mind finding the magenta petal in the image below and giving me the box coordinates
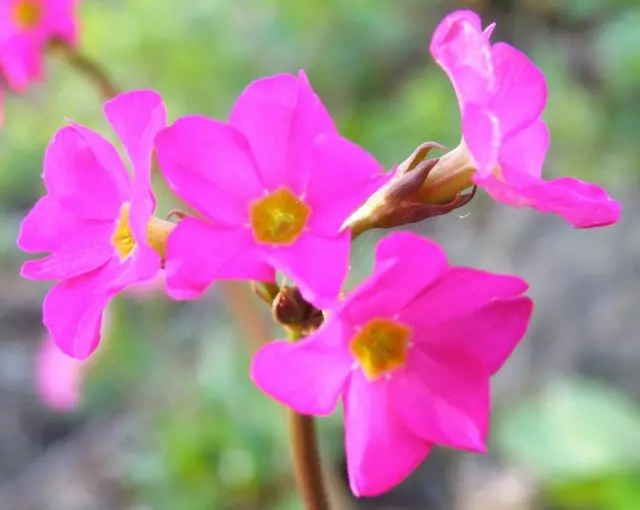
[265,230,350,309]
[17,196,74,253]
[251,317,352,415]
[109,245,160,293]
[524,176,622,228]
[489,43,547,138]
[398,267,528,330]
[391,345,489,452]
[43,127,126,220]
[229,73,336,193]
[341,232,447,325]
[21,220,115,281]
[155,116,263,225]
[104,90,166,248]
[344,371,430,497]
[500,119,550,181]
[425,297,533,374]
[43,263,119,359]
[430,10,493,108]
[165,217,273,300]
[0,36,42,91]
[462,103,500,176]
[305,133,390,235]
[68,121,131,197]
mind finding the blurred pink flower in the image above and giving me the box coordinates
[0,0,79,91]
[251,231,533,496]
[431,10,621,228]
[155,71,389,308]
[36,334,83,411]
[18,90,166,359]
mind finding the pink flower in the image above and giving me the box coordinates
[36,335,83,411]
[430,10,621,228]
[0,0,78,92]
[17,90,167,359]
[251,231,533,496]
[155,71,389,307]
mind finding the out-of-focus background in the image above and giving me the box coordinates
[1,0,639,508]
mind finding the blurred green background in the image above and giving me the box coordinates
[0,0,638,509]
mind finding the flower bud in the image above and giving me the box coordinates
[272,286,324,336]
[344,142,476,237]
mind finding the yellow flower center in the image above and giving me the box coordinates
[112,204,175,261]
[350,318,411,380]
[249,187,310,245]
[12,0,42,30]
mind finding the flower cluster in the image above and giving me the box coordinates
[0,0,78,123]
[17,9,621,498]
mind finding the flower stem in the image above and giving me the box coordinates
[287,410,331,510]
[48,39,119,100]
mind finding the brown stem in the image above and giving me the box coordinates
[288,410,331,510]
[221,281,272,351]
[48,39,119,100]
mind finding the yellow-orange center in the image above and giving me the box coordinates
[112,204,174,261]
[249,187,310,245]
[12,0,42,30]
[350,318,411,380]
[112,205,136,260]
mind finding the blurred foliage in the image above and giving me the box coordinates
[495,378,640,510]
[2,0,639,508]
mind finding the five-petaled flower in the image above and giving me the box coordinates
[428,10,621,228]
[17,90,170,359]
[155,71,390,308]
[251,231,533,496]
[0,0,78,104]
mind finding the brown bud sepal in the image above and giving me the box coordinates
[272,286,324,337]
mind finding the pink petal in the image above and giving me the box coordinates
[68,121,131,196]
[43,261,121,359]
[265,230,350,309]
[21,220,115,281]
[340,232,447,325]
[422,297,533,374]
[43,0,78,45]
[304,133,390,235]
[462,103,500,176]
[103,90,166,288]
[524,176,622,228]
[104,90,165,245]
[0,36,42,91]
[489,43,547,139]
[155,116,263,226]
[229,72,336,193]
[430,10,493,108]
[36,336,83,412]
[17,196,75,253]
[344,371,430,497]
[391,345,489,452]
[109,244,160,293]
[398,267,528,330]
[250,317,353,415]
[500,118,550,181]
[165,217,274,300]
[43,126,127,220]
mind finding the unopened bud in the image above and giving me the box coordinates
[417,142,476,204]
[344,141,476,238]
[272,286,324,337]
